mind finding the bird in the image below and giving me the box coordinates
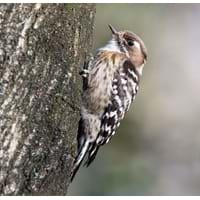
[71,24,147,181]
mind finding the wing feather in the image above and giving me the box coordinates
[85,60,140,165]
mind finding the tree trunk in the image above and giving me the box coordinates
[0,4,95,195]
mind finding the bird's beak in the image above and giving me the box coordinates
[108,24,118,36]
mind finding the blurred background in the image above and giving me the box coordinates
[69,4,200,195]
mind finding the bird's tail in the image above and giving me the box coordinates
[84,143,100,167]
[71,139,90,182]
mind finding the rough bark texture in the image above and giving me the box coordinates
[0,4,95,195]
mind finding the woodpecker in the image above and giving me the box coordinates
[71,25,147,181]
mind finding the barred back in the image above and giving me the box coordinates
[85,60,140,165]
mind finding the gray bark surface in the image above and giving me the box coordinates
[0,4,95,195]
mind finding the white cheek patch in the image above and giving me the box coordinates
[134,41,141,50]
[137,64,144,76]
[99,39,121,53]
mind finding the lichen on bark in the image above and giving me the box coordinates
[0,3,95,195]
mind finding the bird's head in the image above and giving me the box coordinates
[108,24,147,74]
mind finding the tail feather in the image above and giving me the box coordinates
[77,118,85,151]
[84,144,100,167]
[71,140,90,182]
[71,117,101,181]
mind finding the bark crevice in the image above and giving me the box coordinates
[0,3,95,195]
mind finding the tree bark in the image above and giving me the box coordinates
[0,4,95,195]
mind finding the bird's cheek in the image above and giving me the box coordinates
[133,41,141,50]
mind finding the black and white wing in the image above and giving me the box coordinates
[85,60,140,166]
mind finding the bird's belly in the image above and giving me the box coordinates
[91,80,112,114]
[83,78,113,115]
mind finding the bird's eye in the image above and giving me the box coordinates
[127,40,134,47]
